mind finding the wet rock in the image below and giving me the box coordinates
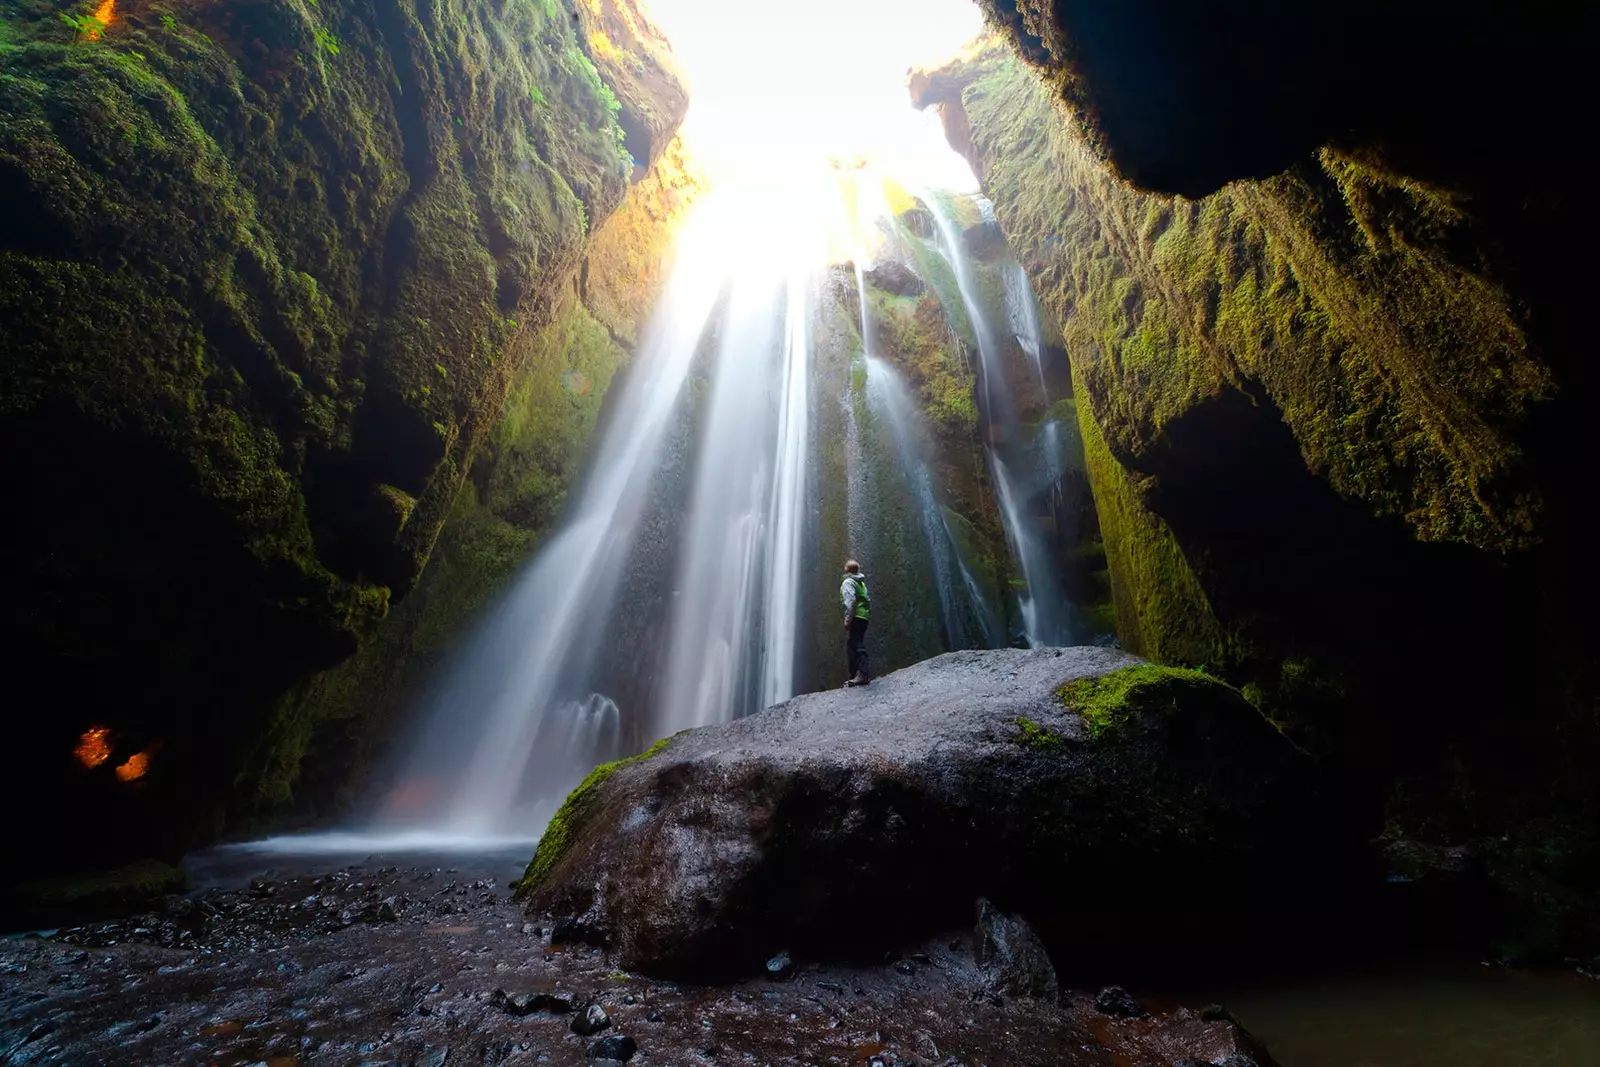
[765,951,795,980]
[895,961,915,976]
[551,914,606,946]
[865,260,925,297]
[1200,1003,1234,1022]
[504,991,574,1016]
[571,1003,611,1036]
[974,899,1057,999]
[415,1047,449,1067]
[587,1034,637,1061]
[1093,986,1146,1018]
[519,648,1341,981]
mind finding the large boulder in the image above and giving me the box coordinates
[517,647,1346,981]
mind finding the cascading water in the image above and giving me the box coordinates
[221,0,1086,860]
[656,251,815,733]
[863,352,1003,649]
[921,193,1073,648]
[375,211,733,839]
[1004,259,1049,399]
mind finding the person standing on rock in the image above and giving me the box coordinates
[840,560,871,688]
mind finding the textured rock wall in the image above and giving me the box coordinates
[263,138,706,818]
[921,26,1600,954]
[0,0,684,875]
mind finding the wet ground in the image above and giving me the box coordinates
[0,848,1268,1067]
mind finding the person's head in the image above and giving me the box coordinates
[844,559,860,574]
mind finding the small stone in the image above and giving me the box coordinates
[645,1011,663,1022]
[894,961,915,976]
[975,898,1057,999]
[571,1003,610,1036]
[427,982,443,994]
[910,952,932,965]
[506,991,574,1016]
[816,981,844,994]
[587,1034,637,1061]
[1094,985,1147,1018]
[417,1046,449,1067]
[765,951,795,980]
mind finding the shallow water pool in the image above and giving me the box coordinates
[1217,965,1600,1067]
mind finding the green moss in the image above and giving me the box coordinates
[515,735,676,895]
[10,859,186,923]
[1015,716,1064,750]
[1076,398,1232,664]
[867,285,979,432]
[241,289,632,810]
[0,0,680,857]
[1056,663,1228,741]
[951,41,1548,553]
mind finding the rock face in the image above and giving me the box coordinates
[0,0,685,884]
[259,135,706,820]
[918,30,1600,958]
[969,0,1590,201]
[518,648,1342,981]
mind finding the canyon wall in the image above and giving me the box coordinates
[0,0,686,884]
[920,12,1598,956]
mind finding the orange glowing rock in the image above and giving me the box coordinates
[88,0,113,38]
[74,726,112,769]
[114,749,151,782]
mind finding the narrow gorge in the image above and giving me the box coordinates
[2,1,1597,1065]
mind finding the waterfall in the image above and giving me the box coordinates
[1004,258,1049,399]
[862,352,1003,649]
[254,169,1074,854]
[380,217,730,836]
[921,193,1073,648]
[761,272,811,708]
[657,258,815,733]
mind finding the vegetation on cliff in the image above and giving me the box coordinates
[922,31,1599,957]
[0,0,684,879]
[245,135,706,819]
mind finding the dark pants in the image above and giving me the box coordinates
[845,617,870,681]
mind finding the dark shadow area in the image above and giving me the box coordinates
[983,0,1596,200]
[0,411,353,902]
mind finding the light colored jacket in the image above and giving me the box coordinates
[840,573,870,621]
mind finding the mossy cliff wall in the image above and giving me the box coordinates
[256,138,705,818]
[0,0,685,877]
[921,19,1600,952]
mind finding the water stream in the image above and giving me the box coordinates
[921,193,1073,647]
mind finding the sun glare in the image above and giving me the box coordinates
[644,0,983,187]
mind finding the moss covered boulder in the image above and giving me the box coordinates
[516,647,1346,981]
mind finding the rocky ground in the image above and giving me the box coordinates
[0,851,1275,1067]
